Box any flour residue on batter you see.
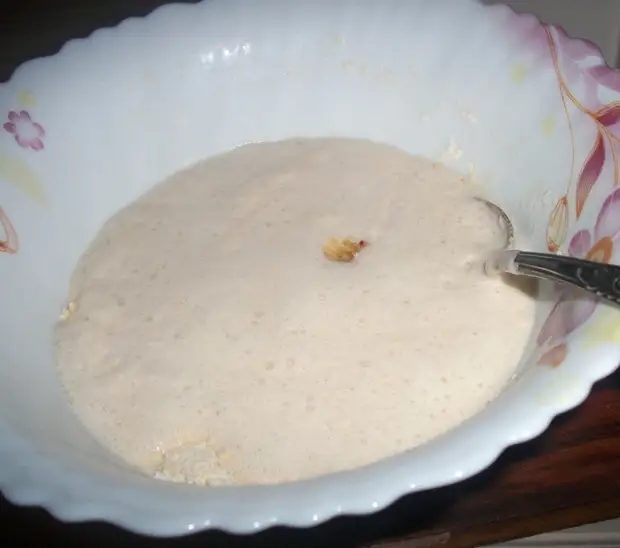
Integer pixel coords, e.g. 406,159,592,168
55,138,536,485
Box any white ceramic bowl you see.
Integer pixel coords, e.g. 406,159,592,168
1,0,619,536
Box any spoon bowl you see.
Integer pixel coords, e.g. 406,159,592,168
482,201,620,306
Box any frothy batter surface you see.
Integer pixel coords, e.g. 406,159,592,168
55,138,536,485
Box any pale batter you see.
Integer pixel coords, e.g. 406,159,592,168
55,138,536,485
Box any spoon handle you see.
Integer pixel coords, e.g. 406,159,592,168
486,250,620,305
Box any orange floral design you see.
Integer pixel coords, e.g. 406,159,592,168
544,26,620,247
546,196,568,253
537,187,620,367
534,26,620,368
0,207,19,254
537,343,567,368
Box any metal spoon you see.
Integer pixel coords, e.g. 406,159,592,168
480,200,620,306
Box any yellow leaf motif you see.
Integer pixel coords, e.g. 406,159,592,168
17,90,37,108
580,307,620,349
541,115,555,136
0,152,47,204
510,61,527,84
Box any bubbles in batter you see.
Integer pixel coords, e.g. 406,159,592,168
55,138,536,485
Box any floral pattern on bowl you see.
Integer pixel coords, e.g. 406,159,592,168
539,26,619,249
512,24,620,367
3,110,46,151
0,207,18,254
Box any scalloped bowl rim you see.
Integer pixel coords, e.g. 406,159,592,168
0,0,619,537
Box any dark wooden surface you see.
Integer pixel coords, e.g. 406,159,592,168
1,1,619,547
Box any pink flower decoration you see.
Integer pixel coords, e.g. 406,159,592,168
568,188,620,261
3,110,46,151
536,289,597,348
537,188,620,348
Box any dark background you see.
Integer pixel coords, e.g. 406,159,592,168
1,1,619,547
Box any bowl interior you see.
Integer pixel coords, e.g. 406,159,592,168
0,0,618,535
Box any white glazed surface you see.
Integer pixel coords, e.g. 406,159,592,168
0,0,618,536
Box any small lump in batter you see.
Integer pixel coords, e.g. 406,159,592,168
322,237,368,262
